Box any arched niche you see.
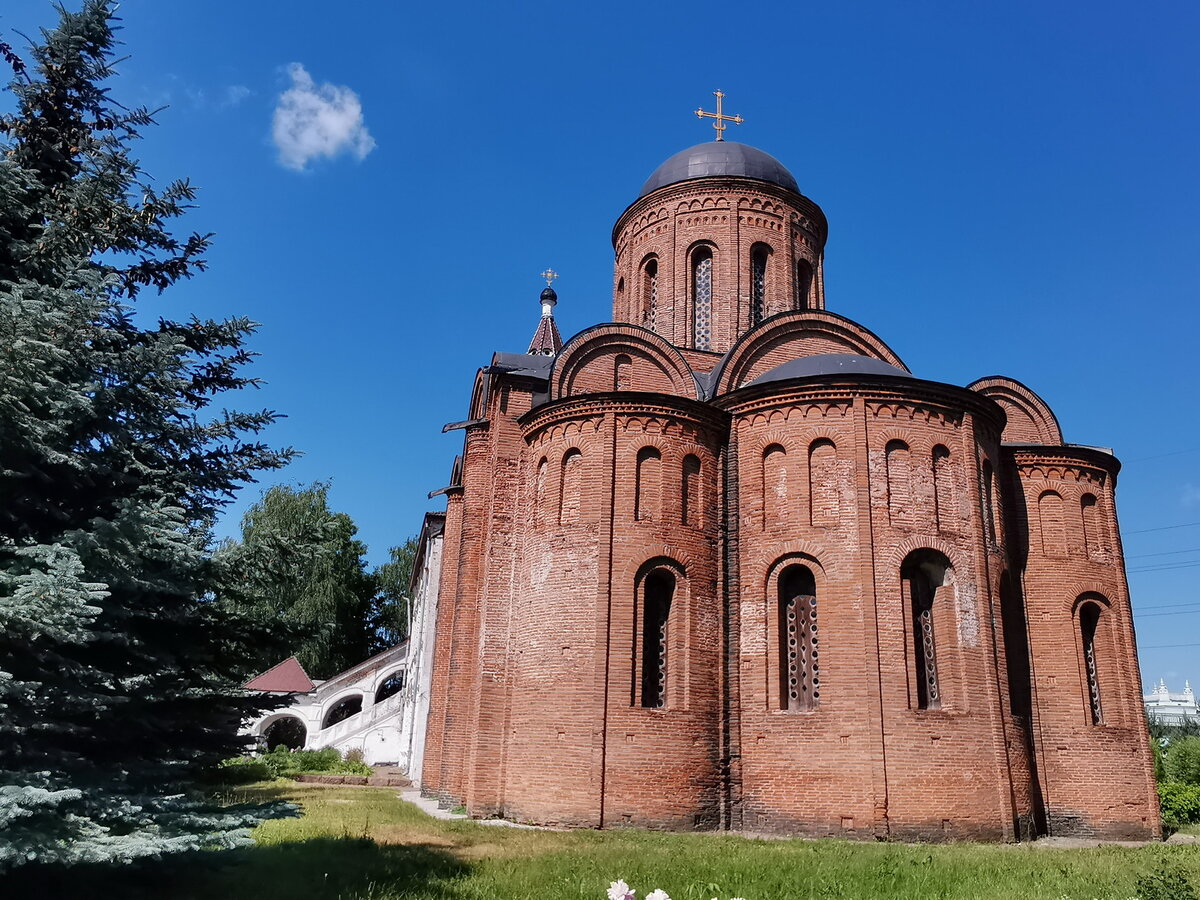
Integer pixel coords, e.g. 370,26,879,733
321,694,364,730
712,310,908,395
967,376,1063,445
374,669,406,704
261,714,307,751
550,324,698,401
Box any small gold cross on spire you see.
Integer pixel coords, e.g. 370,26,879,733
540,268,559,287
695,90,743,141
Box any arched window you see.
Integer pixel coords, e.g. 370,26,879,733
1078,599,1105,724
375,670,405,704
750,244,770,326
886,440,912,528
614,353,632,391
1081,493,1103,558
982,460,997,545
779,565,818,711
262,715,306,751
640,569,675,708
322,695,363,729
535,457,548,526
681,455,701,526
902,551,952,710
999,572,1032,719
642,258,658,331
1038,490,1066,557
635,446,662,521
560,449,583,524
762,444,787,529
933,445,953,531
808,438,838,525
692,246,713,350
795,259,813,309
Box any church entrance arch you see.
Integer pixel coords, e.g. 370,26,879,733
261,715,307,751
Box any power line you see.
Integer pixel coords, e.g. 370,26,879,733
1129,561,1200,574
1127,521,1200,535
1123,448,1200,465
1135,608,1200,618
1128,546,1200,559
1135,598,1200,611
1137,643,1200,652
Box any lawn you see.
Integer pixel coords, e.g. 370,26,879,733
7,782,1199,900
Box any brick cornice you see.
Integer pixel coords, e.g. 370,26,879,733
612,177,828,249
713,375,1006,433
1005,445,1121,480
520,392,729,442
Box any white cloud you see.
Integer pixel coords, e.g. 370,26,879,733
223,85,252,108
272,63,375,171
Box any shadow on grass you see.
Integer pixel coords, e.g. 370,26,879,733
2,836,470,900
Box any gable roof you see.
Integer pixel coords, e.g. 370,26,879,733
244,656,315,693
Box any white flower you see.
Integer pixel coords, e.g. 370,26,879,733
608,880,635,900
645,891,671,900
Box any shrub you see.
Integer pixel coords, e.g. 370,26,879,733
213,757,274,785
1166,736,1200,786
1159,782,1200,833
252,746,372,777
344,747,366,766
1135,859,1198,900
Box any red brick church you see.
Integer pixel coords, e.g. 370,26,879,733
419,111,1159,841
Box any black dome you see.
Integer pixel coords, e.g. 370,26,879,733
747,354,909,387
639,141,799,198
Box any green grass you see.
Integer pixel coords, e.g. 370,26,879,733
5,782,1199,900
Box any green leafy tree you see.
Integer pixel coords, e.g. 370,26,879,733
1167,736,1200,786
220,483,376,678
0,2,290,869
371,536,419,649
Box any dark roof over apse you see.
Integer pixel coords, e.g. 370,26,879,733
746,353,912,388
639,141,800,198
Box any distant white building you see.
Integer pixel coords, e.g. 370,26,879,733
396,512,444,787
244,643,411,766
242,511,446,774
1145,679,1199,726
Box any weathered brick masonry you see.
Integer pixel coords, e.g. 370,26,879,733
420,140,1159,840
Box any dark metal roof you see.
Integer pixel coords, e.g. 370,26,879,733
747,353,910,387
639,141,799,198
489,352,555,380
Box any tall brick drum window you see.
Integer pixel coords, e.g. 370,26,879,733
778,564,818,711
642,258,658,332
1079,600,1104,724
795,259,813,309
902,551,951,710
692,247,713,350
641,569,674,708
750,244,768,326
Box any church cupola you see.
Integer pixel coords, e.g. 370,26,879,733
611,94,828,355
527,269,563,356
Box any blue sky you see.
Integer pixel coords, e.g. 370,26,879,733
3,1,1199,688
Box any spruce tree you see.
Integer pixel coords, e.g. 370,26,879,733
0,2,291,868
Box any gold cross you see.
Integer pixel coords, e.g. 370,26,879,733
695,90,743,141
540,268,559,287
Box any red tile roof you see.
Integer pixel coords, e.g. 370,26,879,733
244,656,315,693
